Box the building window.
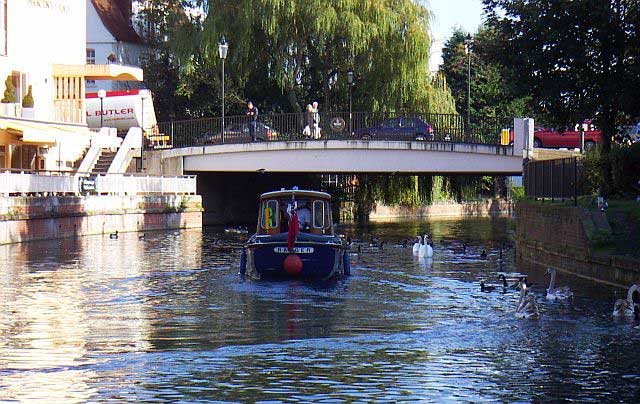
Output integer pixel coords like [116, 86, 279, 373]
[86, 49, 96, 64]
[86, 48, 96, 86]
[10, 71, 28, 103]
[0, 0, 7, 56]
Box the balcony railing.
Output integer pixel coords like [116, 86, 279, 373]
[1, 169, 196, 197]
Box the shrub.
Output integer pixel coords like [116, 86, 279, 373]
[590, 228, 613, 248]
[1, 76, 16, 103]
[22, 85, 34, 108]
[607, 143, 640, 198]
[510, 185, 525, 201]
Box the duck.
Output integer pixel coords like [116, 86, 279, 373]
[480, 281, 501, 293]
[545, 267, 573, 300]
[109, 231, 119, 239]
[369, 236, 383, 248]
[498, 274, 521, 291]
[412, 236, 422, 255]
[370, 241, 385, 251]
[516, 291, 540, 320]
[224, 226, 249, 234]
[613, 284, 640, 317]
[480, 250, 487, 258]
[394, 239, 410, 248]
[138, 233, 146, 240]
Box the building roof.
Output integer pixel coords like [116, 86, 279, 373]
[90, 0, 143, 44]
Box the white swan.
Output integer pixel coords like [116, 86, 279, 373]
[613, 284, 640, 317]
[515, 282, 540, 319]
[413, 236, 422, 255]
[418, 234, 433, 258]
[545, 267, 573, 300]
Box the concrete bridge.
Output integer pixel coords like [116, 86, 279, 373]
[146, 118, 535, 177]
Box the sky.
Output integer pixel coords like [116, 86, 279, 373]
[427, 0, 485, 72]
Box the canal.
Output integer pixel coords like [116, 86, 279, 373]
[1, 218, 638, 402]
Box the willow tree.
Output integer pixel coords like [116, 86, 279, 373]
[152, 0, 455, 114]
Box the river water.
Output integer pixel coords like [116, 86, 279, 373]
[1, 217, 639, 402]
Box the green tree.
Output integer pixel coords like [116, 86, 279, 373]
[441, 26, 531, 118]
[483, 0, 640, 193]
[142, 0, 457, 116]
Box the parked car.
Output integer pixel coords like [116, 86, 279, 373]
[533, 126, 602, 150]
[225, 122, 279, 141]
[620, 124, 640, 144]
[196, 122, 279, 144]
[353, 117, 434, 140]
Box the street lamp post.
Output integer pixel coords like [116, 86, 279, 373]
[347, 68, 354, 136]
[464, 36, 472, 138]
[218, 37, 229, 144]
[98, 89, 106, 128]
[139, 91, 150, 172]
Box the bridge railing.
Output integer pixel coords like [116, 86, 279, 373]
[157, 112, 512, 149]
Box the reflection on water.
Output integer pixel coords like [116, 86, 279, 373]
[1, 218, 639, 402]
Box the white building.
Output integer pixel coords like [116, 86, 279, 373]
[86, 0, 147, 92]
[0, 0, 142, 171]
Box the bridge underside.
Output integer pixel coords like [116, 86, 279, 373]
[157, 140, 523, 175]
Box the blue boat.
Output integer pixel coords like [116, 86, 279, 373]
[240, 189, 350, 280]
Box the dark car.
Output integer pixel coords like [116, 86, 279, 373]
[224, 122, 279, 141]
[353, 117, 434, 141]
[197, 122, 279, 144]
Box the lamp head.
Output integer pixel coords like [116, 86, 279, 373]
[218, 36, 229, 60]
[97, 89, 106, 99]
[347, 68, 354, 85]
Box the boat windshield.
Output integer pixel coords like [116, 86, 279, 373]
[258, 197, 332, 235]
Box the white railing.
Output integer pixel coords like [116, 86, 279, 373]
[108, 127, 142, 174]
[1, 170, 196, 196]
[94, 174, 196, 196]
[1, 170, 80, 195]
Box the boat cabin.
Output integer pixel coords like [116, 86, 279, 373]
[257, 190, 334, 236]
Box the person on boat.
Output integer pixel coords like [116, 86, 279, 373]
[296, 200, 312, 231]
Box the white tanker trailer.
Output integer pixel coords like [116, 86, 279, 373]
[85, 89, 157, 134]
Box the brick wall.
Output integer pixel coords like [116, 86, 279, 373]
[516, 201, 640, 288]
[0, 195, 203, 245]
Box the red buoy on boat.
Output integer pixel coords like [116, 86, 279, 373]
[284, 254, 303, 275]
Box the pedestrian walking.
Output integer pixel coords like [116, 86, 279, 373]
[246, 101, 258, 142]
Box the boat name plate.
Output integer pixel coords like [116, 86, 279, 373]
[274, 247, 314, 254]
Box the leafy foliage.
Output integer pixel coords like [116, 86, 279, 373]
[440, 27, 531, 118]
[140, 0, 457, 118]
[482, 0, 640, 154]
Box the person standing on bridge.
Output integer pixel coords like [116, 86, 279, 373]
[246, 101, 259, 142]
[311, 101, 321, 139]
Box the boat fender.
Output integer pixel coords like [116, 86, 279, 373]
[343, 251, 351, 276]
[239, 249, 247, 276]
[284, 254, 303, 275]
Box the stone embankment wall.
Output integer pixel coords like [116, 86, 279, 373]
[515, 202, 640, 288]
[339, 199, 514, 221]
[0, 195, 202, 245]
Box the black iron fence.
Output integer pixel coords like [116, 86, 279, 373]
[524, 157, 590, 205]
[155, 112, 512, 149]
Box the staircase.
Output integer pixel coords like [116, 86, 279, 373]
[92, 150, 117, 174]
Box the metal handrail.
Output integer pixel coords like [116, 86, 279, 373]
[156, 111, 513, 149]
